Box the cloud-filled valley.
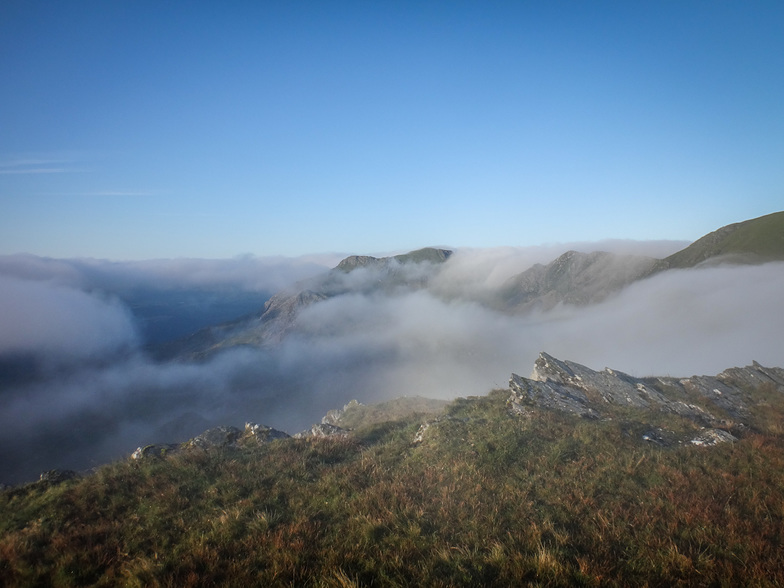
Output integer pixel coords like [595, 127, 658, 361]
[1, 244, 782, 485]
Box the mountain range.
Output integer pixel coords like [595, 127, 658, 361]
[158, 210, 784, 361]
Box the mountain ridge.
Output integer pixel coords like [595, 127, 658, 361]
[155, 211, 783, 361]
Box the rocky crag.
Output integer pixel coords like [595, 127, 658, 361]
[508, 352, 784, 446]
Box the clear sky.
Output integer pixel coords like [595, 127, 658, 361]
[1, 1, 782, 260]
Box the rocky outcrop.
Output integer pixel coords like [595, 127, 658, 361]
[38, 469, 79, 484]
[243, 422, 291, 442]
[509, 352, 784, 445]
[131, 444, 180, 460]
[690, 429, 738, 446]
[131, 422, 289, 460]
[321, 399, 364, 426]
[294, 423, 351, 439]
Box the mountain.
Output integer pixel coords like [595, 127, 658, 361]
[3, 353, 783, 586]
[156, 212, 782, 360]
[496, 250, 665, 312]
[663, 210, 784, 268]
[497, 211, 783, 312]
[155, 247, 453, 360]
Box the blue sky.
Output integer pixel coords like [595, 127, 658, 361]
[1, 1, 782, 260]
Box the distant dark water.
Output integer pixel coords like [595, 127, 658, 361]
[125, 289, 271, 345]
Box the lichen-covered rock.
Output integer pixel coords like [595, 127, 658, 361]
[189, 426, 243, 450]
[321, 400, 363, 426]
[509, 352, 782, 446]
[131, 444, 180, 460]
[244, 422, 290, 442]
[38, 469, 79, 484]
[294, 423, 351, 438]
[690, 429, 738, 447]
[509, 372, 600, 419]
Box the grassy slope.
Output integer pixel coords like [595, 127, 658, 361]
[2, 384, 784, 587]
[665, 210, 784, 268]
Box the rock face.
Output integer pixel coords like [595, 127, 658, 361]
[509, 352, 784, 444]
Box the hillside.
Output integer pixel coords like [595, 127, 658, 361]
[158, 212, 784, 361]
[664, 210, 784, 268]
[2, 354, 783, 586]
[495, 211, 783, 312]
[496, 250, 664, 312]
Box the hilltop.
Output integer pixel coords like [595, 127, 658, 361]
[664, 210, 784, 268]
[496, 210, 784, 311]
[2, 353, 783, 586]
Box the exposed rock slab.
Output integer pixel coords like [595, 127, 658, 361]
[509, 352, 784, 439]
[294, 423, 351, 439]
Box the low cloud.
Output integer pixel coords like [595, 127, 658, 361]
[430, 240, 688, 299]
[1, 247, 781, 485]
[0, 253, 338, 294]
[0, 276, 138, 360]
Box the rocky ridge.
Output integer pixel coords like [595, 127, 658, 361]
[27, 353, 784, 487]
[508, 351, 784, 446]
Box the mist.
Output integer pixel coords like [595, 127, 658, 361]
[1, 247, 782, 485]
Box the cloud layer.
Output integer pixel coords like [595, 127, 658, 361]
[1, 248, 782, 485]
[0, 276, 138, 360]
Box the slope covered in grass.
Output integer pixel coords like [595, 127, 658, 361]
[2, 371, 784, 587]
[665, 210, 784, 268]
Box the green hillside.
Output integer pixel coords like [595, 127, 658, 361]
[665, 210, 784, 268]
[2, 374, 784, 586]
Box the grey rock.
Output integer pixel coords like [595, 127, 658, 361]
[244, 422, 290, 442]
[131, 444, 180, 460]
[412, 421, 432, 445]
[509, 352, 783, 439]
[39, 469, 79, 484]
[509, 372, 600, 419]
[295, 423, 351, 439]
[641, 428, 678, 447]
[189, 425, 243, 450]
[321, 399, 364, 426]
[690, 429, 738, 447]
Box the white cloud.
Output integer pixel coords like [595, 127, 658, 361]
[0, 276, 138, 359]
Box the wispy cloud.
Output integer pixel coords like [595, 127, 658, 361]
[0, 167, 69, 175]
[0, 155, 82, 175]
[39, 190, 159, 197]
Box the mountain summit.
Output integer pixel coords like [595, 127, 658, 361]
[157, 247, 453, 360]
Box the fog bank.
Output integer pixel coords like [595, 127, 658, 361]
[1, 248, 781, 485]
